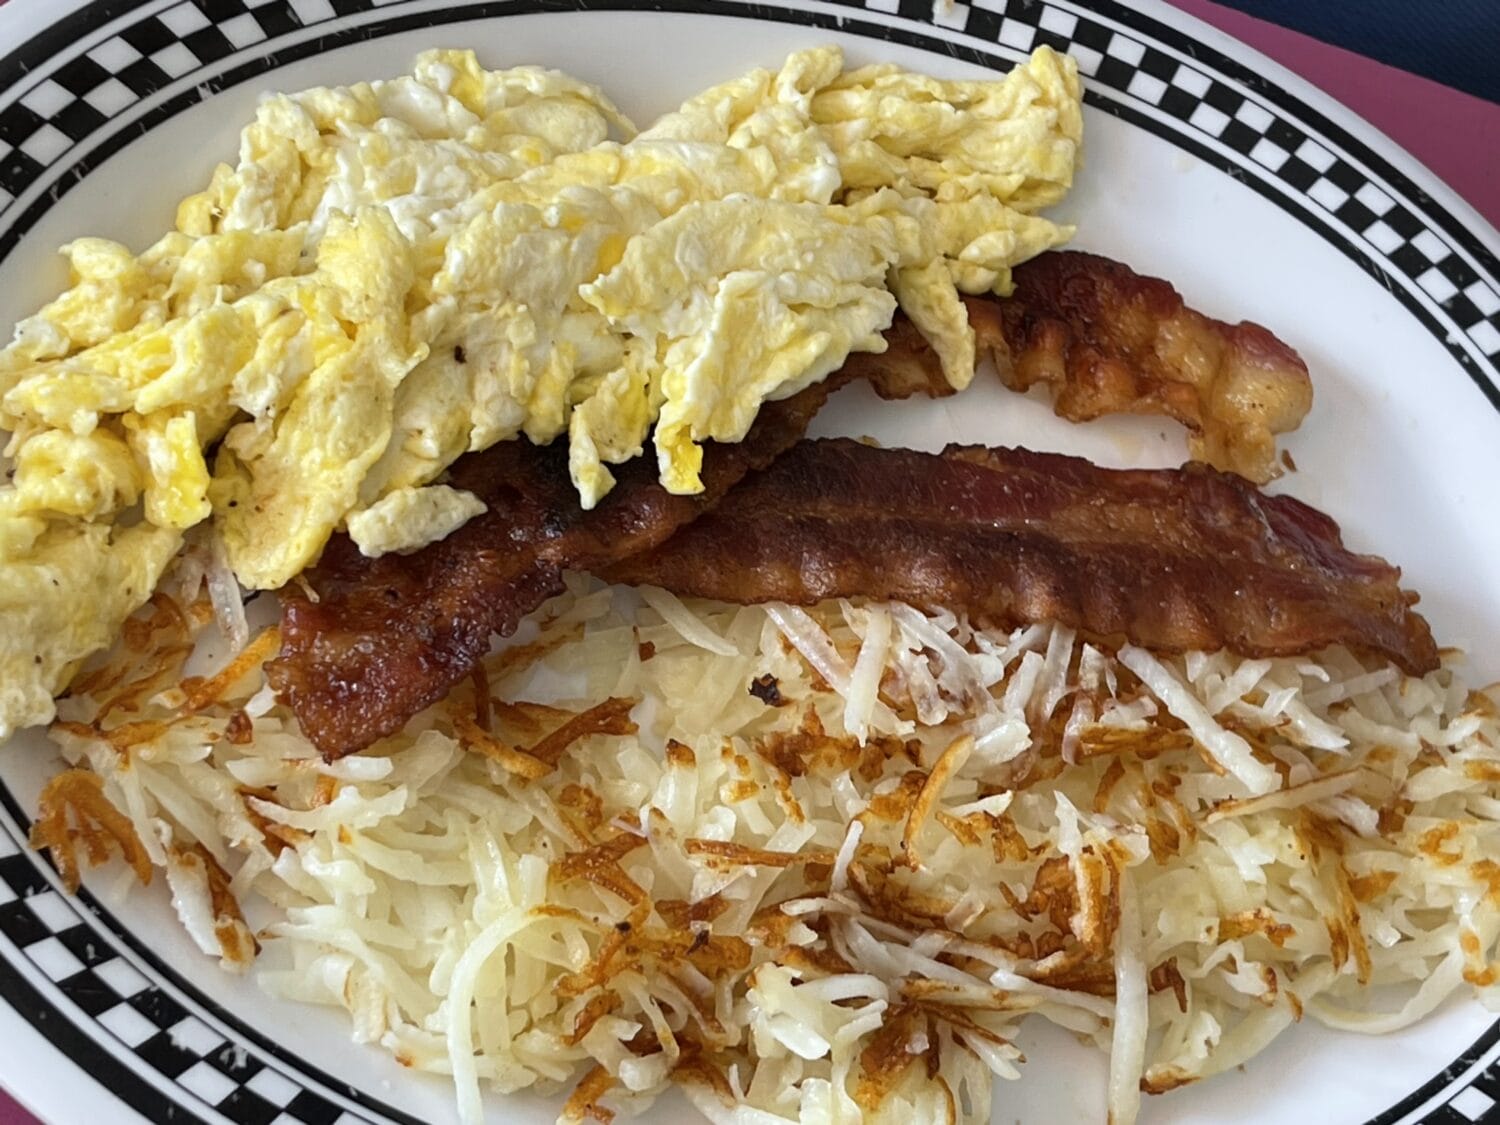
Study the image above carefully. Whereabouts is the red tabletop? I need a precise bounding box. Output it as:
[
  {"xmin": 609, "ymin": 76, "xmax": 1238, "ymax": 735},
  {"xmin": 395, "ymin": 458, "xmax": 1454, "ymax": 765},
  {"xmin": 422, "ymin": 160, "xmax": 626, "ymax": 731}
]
[{"xmin": 0, "ymin": 1, "xmax": 1496, "ymax": 1123}]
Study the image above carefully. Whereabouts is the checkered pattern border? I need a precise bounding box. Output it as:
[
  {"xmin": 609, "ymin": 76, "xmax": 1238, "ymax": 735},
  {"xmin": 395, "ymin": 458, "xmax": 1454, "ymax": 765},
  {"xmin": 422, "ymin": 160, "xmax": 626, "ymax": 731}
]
[
  {"xmin": 0, "ymin": 1, "xmax": 1497, "ymax": 1123},
  {"xmin": 891, "ymin": 0, "xmax": 1500, "ymax": 375},
  {"xmin": 1374, "ymin": 1030, "xmax": 1500, "ymax": 1125},
  {"xmin": 1441, "ymin": 1076, "xmax": 1500, "ymax": 1125},
  {"xmin": 0, "ymin": 823, "xmax": 369, "ymax": 1124}
]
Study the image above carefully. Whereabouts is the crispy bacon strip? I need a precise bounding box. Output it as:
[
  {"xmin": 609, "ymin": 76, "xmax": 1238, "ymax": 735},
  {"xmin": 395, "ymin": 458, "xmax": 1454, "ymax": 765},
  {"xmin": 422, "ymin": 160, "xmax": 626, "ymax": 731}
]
[
  {"xmin": 814, "ymin": 251, "xmax": 1311, "ymax": 484},
  {"xmin": 978, "ymin": 251, "xmax": 1312, "ymax": 483},
  {"xmin": 268, "ymin": 364, "xmax": 950, "ymax": 760},
  {"xmin": 271, "ymin": 251, "xmax": 1317, "ymax": 758},
  {"xmin": 603, "ymin": 439, "xmax": 1437, "ymax": 675},
  {"xmin": 267, "ymin": 392, "xmax": 820, "ymax": 760}
]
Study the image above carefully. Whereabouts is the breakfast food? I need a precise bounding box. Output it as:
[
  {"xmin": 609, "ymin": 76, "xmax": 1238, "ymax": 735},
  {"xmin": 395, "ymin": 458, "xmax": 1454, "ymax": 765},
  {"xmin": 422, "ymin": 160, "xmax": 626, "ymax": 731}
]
[
  {"xmin": 6, "ymin": 42, "xmax": 1498, "ymax": 1125},
  {"xmin": 979, "ymin": 251, "xmax": 1314, "ymax": 483},
  {"xmin": 272, "ymin": 249, "xmax": 1316, "ymax": 760},
  {"xmin": 600, "ymin": 440, "xmax": 1439, "ymax": 682},
  {"xmin": 275, "ymin": 430, "xmax": 1432, "ymax": 762},
  {"xmin": 34, "ymin": 577, "xmax": 1500, "ymax": 1125},
  {"xmin": 0, "ymin": 44, "xmax": 1082, "ymax": 740}
]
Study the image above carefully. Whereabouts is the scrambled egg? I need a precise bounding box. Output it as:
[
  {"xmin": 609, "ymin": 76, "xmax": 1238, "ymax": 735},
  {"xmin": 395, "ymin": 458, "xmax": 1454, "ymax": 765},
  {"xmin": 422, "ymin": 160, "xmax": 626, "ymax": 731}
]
[
  {"xmin": 346, "ymin": 484, "xmax": 488, "ymax": 558},
  {"xmin": 0, "ymin": 46, "xmax": 1081, "ymax": 737}
]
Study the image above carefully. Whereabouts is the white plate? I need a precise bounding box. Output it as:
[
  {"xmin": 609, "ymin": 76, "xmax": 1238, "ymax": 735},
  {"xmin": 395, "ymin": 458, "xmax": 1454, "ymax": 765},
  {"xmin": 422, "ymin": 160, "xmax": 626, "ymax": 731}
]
[{"xmin": 0, "ymin": 1, "xmax": 1497, "ymax": 1123}]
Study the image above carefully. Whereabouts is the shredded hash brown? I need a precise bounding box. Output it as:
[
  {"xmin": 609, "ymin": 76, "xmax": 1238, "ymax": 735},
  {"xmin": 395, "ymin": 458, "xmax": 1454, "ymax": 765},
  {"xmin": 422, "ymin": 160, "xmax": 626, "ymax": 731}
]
[{"xmin": 32, "ymin": 574, "xmax": 1500, "ymax": 1124}]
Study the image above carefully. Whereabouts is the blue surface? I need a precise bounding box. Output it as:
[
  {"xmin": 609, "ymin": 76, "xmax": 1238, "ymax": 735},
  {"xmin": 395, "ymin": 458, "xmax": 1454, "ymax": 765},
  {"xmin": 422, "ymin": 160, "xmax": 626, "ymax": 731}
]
[{"xmin": 1218, "ymin": 0, "xmax": 1500, "ymax": 104}]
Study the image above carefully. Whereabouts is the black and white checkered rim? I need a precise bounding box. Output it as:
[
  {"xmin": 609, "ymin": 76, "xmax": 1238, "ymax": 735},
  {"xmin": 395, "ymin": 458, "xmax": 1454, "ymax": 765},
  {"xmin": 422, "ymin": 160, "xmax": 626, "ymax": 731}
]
[{"xmin": 0, "ymin": 2, "xmax": 1498, "ymax": 1124}]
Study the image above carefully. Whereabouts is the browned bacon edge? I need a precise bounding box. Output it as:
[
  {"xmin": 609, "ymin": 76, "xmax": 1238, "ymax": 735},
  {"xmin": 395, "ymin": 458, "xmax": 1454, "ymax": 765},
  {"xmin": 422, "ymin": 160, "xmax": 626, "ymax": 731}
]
[
  {"xmin": 980, "ymin": 252, "xmax": 1313, "ymax": 484},
  {"xmin": 603, "ymin": 439, "xmax": 1438, "ymax": 677},
  {"xmin": 269, "ymin": 251, "xmax": 1320, "ymax": 758},
  {"xmin": 267, "ymin": 363, "xmax": 951, "ymax": 760},
  {"xmin": 267, "ymin": 393, "xmax": 814, "ymax": 761},
  {"xmin": 786, "ymin": 251, "xmax": 1312, "ymax": 485}
]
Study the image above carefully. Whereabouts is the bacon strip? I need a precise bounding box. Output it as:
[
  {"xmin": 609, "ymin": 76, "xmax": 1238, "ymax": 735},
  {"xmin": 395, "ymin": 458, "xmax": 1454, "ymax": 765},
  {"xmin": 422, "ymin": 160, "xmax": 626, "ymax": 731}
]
[
  {"xmin": 788, "ymin": 251, "xmax": 1311, "ymax": 484},
  {"xmin": 268, "ymin": 364, "xmax": 951, "ymax": 760},
  {"xmin": 978, "ymin": 251, "xmax": 1312, "ymax": 483},
  {"xmin": 270, "ymin": 251, "xmax": 1318, "ymax": 758},
  {"xmin": 602, "ymin": 440, "xmax": 1437, "ymax": 675},
  {"xmin": 267, "ymin": 391, "xmax": 820, "ymax": 760}
]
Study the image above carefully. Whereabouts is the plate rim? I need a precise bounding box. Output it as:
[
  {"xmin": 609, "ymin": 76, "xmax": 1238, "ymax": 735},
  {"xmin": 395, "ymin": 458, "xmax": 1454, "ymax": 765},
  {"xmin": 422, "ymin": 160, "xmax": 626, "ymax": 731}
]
[
  {"xmin": 0, "ymin": 1, "xmax": 1496, "ymax": 1124},
  {"xmin": 1125, "ymin": 0, "xmax": 1500, "ymax": 254}
]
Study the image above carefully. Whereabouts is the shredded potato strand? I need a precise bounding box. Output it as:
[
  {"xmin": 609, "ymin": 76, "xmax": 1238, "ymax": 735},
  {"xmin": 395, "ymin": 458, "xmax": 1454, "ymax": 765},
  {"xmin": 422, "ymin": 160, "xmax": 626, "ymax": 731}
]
[{"xmin": 34, "ymin": 575, "xmax": 1500, "ymax": 1125}]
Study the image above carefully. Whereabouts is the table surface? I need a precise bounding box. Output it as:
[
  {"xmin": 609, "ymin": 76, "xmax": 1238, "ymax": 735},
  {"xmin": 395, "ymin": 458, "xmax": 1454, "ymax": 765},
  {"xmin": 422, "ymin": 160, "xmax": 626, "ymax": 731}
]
[
  {"xmin": 0, "ymin": 1, "xmax": 1496, "ymax": 1123},
  {"xmin": 1173, "ymin": 0, "xmax": 1499, "ymax": 229}
]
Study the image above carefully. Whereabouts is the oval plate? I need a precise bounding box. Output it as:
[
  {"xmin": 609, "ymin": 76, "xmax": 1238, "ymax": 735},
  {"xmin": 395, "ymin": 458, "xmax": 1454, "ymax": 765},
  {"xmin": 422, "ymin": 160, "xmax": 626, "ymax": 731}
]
[{"xmin": 0, "ymin": 1, "xmax": 1497, "ymax": 1123}]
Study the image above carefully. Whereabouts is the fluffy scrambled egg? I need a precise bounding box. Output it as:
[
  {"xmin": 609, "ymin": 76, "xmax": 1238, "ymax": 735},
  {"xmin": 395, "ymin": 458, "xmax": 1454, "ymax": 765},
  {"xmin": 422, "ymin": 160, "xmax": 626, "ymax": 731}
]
[{"xmin": 0, "ymin": 46, "xmax": 1081, "ymax": 737}]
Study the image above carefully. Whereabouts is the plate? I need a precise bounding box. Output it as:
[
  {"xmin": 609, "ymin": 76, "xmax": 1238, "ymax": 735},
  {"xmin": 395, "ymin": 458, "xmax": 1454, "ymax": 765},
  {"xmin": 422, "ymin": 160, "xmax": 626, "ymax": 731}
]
[{"xmin": 0, "ymin": 1, "xmax": 1497, "ymax": 1123}]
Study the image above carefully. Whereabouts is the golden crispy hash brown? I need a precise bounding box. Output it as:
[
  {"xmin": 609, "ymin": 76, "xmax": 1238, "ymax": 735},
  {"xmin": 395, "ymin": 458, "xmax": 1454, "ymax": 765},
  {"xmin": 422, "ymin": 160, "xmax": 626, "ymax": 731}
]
[{"xmin": 30, "ymin": 769, "xmax": 151, "ymax": 893}]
